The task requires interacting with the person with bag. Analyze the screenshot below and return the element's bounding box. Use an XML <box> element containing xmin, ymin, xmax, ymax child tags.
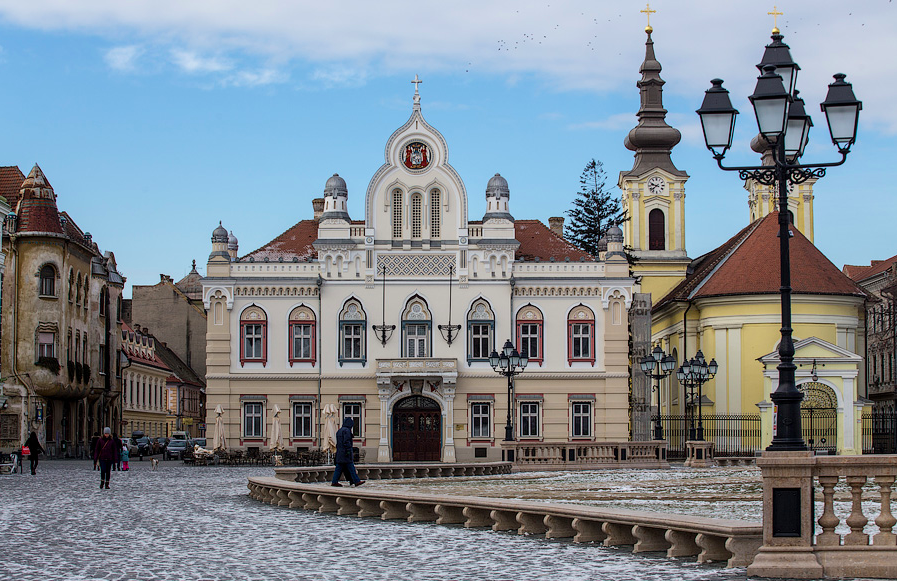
<box><xmin>93</xmin><ymin>427</ymin><xmax>119</xmax><ymax>489</ymax></box>
<box><xmin>23</xmin><ymin>432</ymin><xmax>44</xmax><ymax>475</ymax></box>
<box><xmin>330</xmin><ymin>417</ymin><xmax>364</xmax><ymax>487</ymax></box>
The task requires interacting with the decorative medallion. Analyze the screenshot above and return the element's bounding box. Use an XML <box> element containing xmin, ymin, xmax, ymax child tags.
<box><xmin>402</xmin><ymin>141</ymin><xmax>431</xmax><ymax>170</ymax></box>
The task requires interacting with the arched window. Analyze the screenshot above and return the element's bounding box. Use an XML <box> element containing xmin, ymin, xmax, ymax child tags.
<box><xmin>240</xmin><ymin>305</ymin><xmax>267</xmax><ymax>366</ymax></box>
<box><xmin>402</xmin><ymin>297</ymin><xmax>431</xmax><ymax>358</ymax></box>
<box><xmin>411</xmin><ymin>194</ymin><xmax>422</xmax><ymax>239</ymax></box>
<box><xmin>76</xmin><ymin>273</ymin><xmax>82</xmax><ymax>305</ymax></box>
<box><xmin>392</xmin><ymin>189</ymin><xmax>403</xmax><ymax>239</ymax></box>
<box><xmin>516</xmin><ymin>304</ymin><xmax>543</xmax><ymax>366</ymax></box>
<box><xmin>467</xmin><ymin>299</ymin><xmax>494</xmax><ymax>364</ymax></box>
<box><xmin>648</xmin><ymin>209</ymin><xmax>665</xmax><ymax>250</ymax></box>
<box><xmin>288</xmin><ymin>305</ymin><xmax>316</xmax><ymax>366</ymax></box>
<box><xmin>567</xmin><ymin>305</ymin><xmax>595</xmax><ymax>365</ymax></box>
<box><xmin>339</xmin><ymin>299</ymin><xmax>367</xmax><ymax>365</ymax></box>
<box><xmin>68</xmin><ymin>269</ymin><xmax>74</xmax><ymax>302</ymax></box>
<box><xmin>99</xmin><ymin>286</ymin><xmax>107</xmax><ymax>317</ymax></box>
<box><xmin>430</xmin><ymin>189</ymin><xmax>441</xmax><ymax>238</ymax></box>
<box><xmin>39</xmin><ymin>264</ymin><xmax>56</xmax><ymax>297</ymax></box>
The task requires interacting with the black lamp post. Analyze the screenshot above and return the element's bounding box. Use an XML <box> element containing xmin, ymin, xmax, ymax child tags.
<box><xmin>639</xmin><ymin>345</ymin><xmax>676</xmax><ymax>440</ymax></box>
<box><xmin>676</xmin><ymin>350</ymin><xmax>718</xmax><ymax>441</ymax></box>
<box><xmin>696</xmin><ymin>30</ymin><xmax>861</xmax><ymax>451</ymax></box>
<box><xmin>489</xmin><ymin>339</ymin><xmax>529</xmax><ymax>442</ymax></box>
<box><xmin>372</xmin><ymin>264</ymin><xmax>396</xmax><ymax>346</ymax></box>
<box><xmin>437</xmin><ymin>265</ymin><xmax>462</xmax><ymax>345</ymax></box>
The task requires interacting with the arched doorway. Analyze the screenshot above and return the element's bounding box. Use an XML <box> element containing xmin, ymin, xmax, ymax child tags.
<box><xmin>799</xmin><ymin>382</ymin><xmax>838</xmax><ymax>454</ymax></box>
<box><xmin>392</xmin><ymin>395</ymin><xmax>441</xmax><ymax>462</ymax></box>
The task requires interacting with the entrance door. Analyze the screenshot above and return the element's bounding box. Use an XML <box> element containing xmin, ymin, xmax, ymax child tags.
<box><xmin>800</xmin><ymin>382</ymin><xmax>838</xmax><ymax>454</ymax></box>
<box><xmin>392</xmin><ymin>396</ymin><xmax>441</xmax><ymax>461</ymax></box>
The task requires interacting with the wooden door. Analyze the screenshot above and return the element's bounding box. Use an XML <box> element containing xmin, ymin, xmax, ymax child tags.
<box><xmin>392</xmin><ymin>396</ymin><xmax>442</xmax><ymax>461</ymax></box>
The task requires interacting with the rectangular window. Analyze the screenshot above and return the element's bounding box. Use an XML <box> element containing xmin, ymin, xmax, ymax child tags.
<box><xmin>518</xmin><ymin>323</ymin><xmax>541</xmax><ymax>362</ymax></box>
<box><xmin>469</xmin><ymin>323</ymin><xmax>492</xmax><ymax>360</ymax></box>
<box><xmin>430</xmin><ymin>191</ymin><xmax>441</xmax><ymax>238</ymax></box>
<box><xmin>471</xmin><ymin>403</ymin><xmax>490</xmax><ymax>438</ymax></box>
<box><xmin>343</xmin><ymin>402</ymin><xmax>362</xmax><ymax>437</ymax></box>
<box><xmin>99</xmin><ymin>344</ymin><xmax>107</xmax><ymax>375</ymax></box>
<box><xmin>572</xmin><ymin>402</ymin><xmax>592</xmax><ymax>438</ymax></box>
<box><xmin>38</xmin><ymin>332</ymin><xmax>56</xmax><ymax>359</ymax></box>
<box><xmin>242</xmin><ymin>323</ymin><xmax>265</xmax><ymax>363</ymax></box>
<box><xmin>244</xmin><ymin>402</ymin><xmax>264</xmax><ymax>438</ymax></box>
<box><xmin>342</xmin><ymin>324</ymin><xmax>364</xmax><ymax>360</ymax></box>
<box><xmin>519</xmin><ymin>402</ymin><xmax>540</xmax><ymax>438</ymax></box>
<box><xmin>293</xmin><ymin>403</ymin><xmax>313</xmax><ymax>438</ymax></box>
<box><xmin>290</xmin><ymin>323</ymin><xmax>314</xmax><ymax>363</ymax></box>
<box><xmin>405</xmin><ymin>324</ymin><xmax>428</xmax><ymax>358</ymax></box>
<box><xmin>571</xmin><ymin>323</ymin><xmax>592</xmax><ymax>360</ymax></box>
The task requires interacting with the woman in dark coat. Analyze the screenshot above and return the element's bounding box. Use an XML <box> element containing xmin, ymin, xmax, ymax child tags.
<box><xmin>23</xmin><ymin>432</ymin><xmax>44</xmax><ymax>475</ymax></box>
<box><xmin>93</xmin><ymin>427</ymin><xmax>119</xmax><ymax>489</ymax></box>
<box><xmin>330</xmin><ymin>418</ymin><xmax>364</xmax><ymax>487</ymax></box>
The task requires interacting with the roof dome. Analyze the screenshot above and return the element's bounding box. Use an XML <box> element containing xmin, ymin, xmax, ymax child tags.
<box><xmin>323</xmin><ymin>173</ymin><xmax>348</xmax><ymax>198</ymax></box>
<box><xmin>606</xmin><ymin>224</ymin><xmax>623</xmax><ymax>243</ymax></box>
<box><xmin>228</xmin><ymin>230</ymin><xmax>238</xmax><ymax>250</ymax></box>
<box><xmin>597</xmin><ymin>236</ymin><xmax>608</xmax><ymax>252</ymax></box>
<box><xmin>212</xmin><ymin>221</ymin><xmax>228</xmax><ymax>243</ymax></box>
<box><xmin>485</xmin><ymin>173</ymin><xmax>509</xmax><ymax>198</ymax></box>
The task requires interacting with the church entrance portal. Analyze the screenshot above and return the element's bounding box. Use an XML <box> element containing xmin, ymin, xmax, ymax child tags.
<box><xmin>392</xmin><ymin>396</ymin><xmax>441</xmax><ymax>462</ymax></box>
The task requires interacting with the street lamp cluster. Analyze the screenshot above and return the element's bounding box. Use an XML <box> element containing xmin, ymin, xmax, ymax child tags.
<box><xmin>696</xmin><ymin>29</ymin><xmax>861</xmax><ymax>451</ymax></box>
<box><xmin>489</xmin><ymin>340</ymin><xmax>528</xmax><ymax>443</ymax></box>
<box><xmin>639</xmin><ymin>346</ymin><xmax>676</xmax><ymax>441</ymax></box>
<box><xmin>677</xmin><ymin>351</ymin><xmax>718</xmax><ymax>441</ymax></box>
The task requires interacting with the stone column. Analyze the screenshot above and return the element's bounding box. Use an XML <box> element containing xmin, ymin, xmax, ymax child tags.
<box><xmin>442</xmin><ymin>383</ymin><xmax>456</xmax><ymax>462</ymax></box>
<box><xmin>377</xmin><ymin>382</ymin><xmax>391</xmax><ymax>462</ymax></box>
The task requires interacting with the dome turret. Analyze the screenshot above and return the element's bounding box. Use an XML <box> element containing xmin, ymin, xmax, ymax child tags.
<box><xmin>483</xmin><ymin>173</ymin><xmax>513</xmax><ymax>221</ymax></box>
<box><xmin>227</xmin><ymin>230</ymin><xmax>239</xmax><ymax>259</ymax></box>
<box><xmin>212</xmin><ymin>221</ymin><xmax>228</xmax><ymax>243</ymax></box>
<box><xmin>209</xmin><ymin>221</ymin><xmax>231</xmax><ymax>262</ymax></box>
<box><xmin>320</xmin><ymin>173</ymin><xmax>350</xmax><ymax>221</ymax></box>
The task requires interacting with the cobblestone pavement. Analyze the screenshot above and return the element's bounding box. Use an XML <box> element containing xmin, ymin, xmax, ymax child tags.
<box><xmin>0</xmin><ymin>460</ymin><xmax>779</xmax><ymax>580</ymax></box>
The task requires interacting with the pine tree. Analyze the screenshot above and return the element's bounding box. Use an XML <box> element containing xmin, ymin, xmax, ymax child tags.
<box><xmin>565</xmin><ymin>159</ymin><xmax>625</xmax><ymax>256</ymax></box>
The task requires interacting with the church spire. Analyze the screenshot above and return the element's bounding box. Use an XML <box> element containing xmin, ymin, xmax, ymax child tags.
<box><xmin>622</xmin><ymin>29</ymin><xmax>686</xmax><ymax>178</ymax></box>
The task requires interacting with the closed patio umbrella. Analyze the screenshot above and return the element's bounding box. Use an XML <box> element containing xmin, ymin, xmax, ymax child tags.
<box><xmin>269</xmin><ymin>404</ymin><xmax>284</xmax><ymax>451</ymax></box>
<box><xmin>213</xmin><ymin>405</ymin><xmax>226</xmax><ymax>451</ymax></box>
<box><xmin>322</xmin><ymin>403</ymin><xmax>339</xmax><ymax>455</ymax></box>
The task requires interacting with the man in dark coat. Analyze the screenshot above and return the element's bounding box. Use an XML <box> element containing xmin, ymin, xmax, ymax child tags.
<box><xmin>23</xmin><ymin>432</ymin><xmax>44</xmax><ymax>475</ymax></box>
<box><xmin>330</xmin><ymin>417</ymin><xmax>364</xmax><ymax>487</ymax></box>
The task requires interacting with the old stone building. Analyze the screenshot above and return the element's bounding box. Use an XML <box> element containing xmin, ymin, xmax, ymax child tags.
<box><xmin>0</xmin><ymin>164</ymin><xmax>124</xmax><ymax>457</ymax></box>
<box><xmin>202</xmin><ymin>83</ymin><xmax>635</xmax><ymax>462</ymax></box>
<box><xmin>120</xmin><ymin>322</ymin><xmax>171</xmax><ymax>439</ymax></box>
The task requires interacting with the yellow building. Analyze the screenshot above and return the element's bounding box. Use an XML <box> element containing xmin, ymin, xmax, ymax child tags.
<box><xmin>621</xmin><ymin>29</ymin><xmax>867</xmax><ymax>455</ymax></box>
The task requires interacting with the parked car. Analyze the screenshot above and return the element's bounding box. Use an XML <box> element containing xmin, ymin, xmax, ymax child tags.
<box><xmin>122</xmin><ymin>437</ymin><xmax>139</xmax><ymax>456</ymax></box>
<box><xmin>135</xmin><ymin>437</ymin><xmax>152</xmax><ymax>457</ymax></box>
<box><xmin>166</xmin><ymin>438</ymin><xmax>192</xmax><ymax>460</ymax></box>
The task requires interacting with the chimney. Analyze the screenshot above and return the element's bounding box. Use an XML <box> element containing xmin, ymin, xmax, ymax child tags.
<box><xmin>312</xmin><ymin>198</ymin><xmax>325</xmax><ymax>221</ymax></box>
<box><xmin>548</xmin><ymin>216</ymin><xmax>564</xmax><ymax>239</ymax></box>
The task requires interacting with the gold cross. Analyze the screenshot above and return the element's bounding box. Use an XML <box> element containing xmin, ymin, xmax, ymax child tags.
<box><xmin>768</xmin><ymin>5</ymin><xmax>783</xmax><ymax>34</ymax></box>
<box><xmin>641</xmin><ymin>3</ymin><xmax>657</xmax><ymax>32</ymax></box>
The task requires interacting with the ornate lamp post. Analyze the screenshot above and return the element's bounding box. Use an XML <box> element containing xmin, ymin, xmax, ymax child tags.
<box><xmin>696</xmin><ymin>29</ymin><xmax>861</xmax><ymax>451</ymax></box>
<box><xmin>489</xmin><ymin>339</ymin><xmax>528</xmax><ymax>443</ymax></box>
<box><xmin>372</xmin><ymin>264</ymin><xmax>396</xmax><ymax>346</ymax></box>
<box><xmin>639</xmin><ymin>345</ymin><xmax>676</xmax><ymax>440</ymax></box>
<box><xmin>437</xmin><ymin>265</ymin><xmax>462</xmax><ymax>345</ymax></box>
<box><xmin>677</xmin><ymin>350</ymin><xmax>718</xmax><ymax>441</ymax></box>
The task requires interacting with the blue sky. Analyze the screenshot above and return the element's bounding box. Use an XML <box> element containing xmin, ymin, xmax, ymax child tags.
<box><xmin>0</xmin><ymin>1</ymin><xmax>893</xmax><ymax>295</ymax></box>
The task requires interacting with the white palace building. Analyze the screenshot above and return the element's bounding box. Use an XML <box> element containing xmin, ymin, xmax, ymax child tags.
<box><xmin>202</xmin><ymin>83</ymin><xmax>635</xmax><ymax>463</ymax></box>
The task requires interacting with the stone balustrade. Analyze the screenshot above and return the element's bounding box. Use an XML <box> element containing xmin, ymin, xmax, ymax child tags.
<box><xmin>248</xmin><ymin>476</ymin><xmax>762</xmax><ymax>569</ymax></box>
<box><xmin>505</xmin><ymin>441</ymin><xmax>668</xmax><ymax>469</ymax></box>
<box><xmin>748</xmin><ymin>452</ymin><xmax>897</xmax><ymax>579</ymax></box>
<box><xmin>274</xmin><ymin>462</ymin><xmax>512</xmax><ymax>483</ymax></box>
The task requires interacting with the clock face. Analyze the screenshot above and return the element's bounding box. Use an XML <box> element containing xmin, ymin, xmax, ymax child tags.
<box><xmin>647</xmin><ymin>177</ymin><xmax>665</xmax><ymax>195</ymax></box>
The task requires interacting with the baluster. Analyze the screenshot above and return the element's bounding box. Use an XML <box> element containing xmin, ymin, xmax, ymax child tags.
<box><xmin>873</xmin><ymin>475</ymin><xmax>897</xmax><ymax>546</ymax></box>
<box><xmin>844</xmin><ymin>476</ymin><xmax>869</xmax><ymax>545</ymax></box>
<box><xmin>816</xmin><ymin>475</ymin><xmax>841</xmax><ymax>546</ymax></box>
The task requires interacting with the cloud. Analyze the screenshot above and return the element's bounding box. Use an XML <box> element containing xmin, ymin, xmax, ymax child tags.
<box><xmin>170</xmin><ymin>49</ymin><xmax>231</xmax><ymax>74</ymax></box>
<box><xmin>223</xmin><ymin>68</ymin><xmax>287</xmax><ymax>87</ymax></box>
<box><xmin>104</xmin><ymin>45</ymin><xmax>144</xmax><ymax>71</ymax></box>
<box><xmin>311</xmin><ymin>65</ymin><xmax>368</xmax><ymax>88</ymax></box>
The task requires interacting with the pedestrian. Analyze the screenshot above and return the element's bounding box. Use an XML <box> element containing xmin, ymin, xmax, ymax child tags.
<box><xmin>23</xmin><ymin>432</ymin><xmax>44</xmax><ymax>475</ymax></box>
<box><xmin>89</xmin><ymin>432</ymin><xmax>99</xmax><ymax>470</ymax></box>
<box><xmin>121</xmin><ymin>442</ymin><xmax>130</xmax><ymax>471</ymax></box>
<box><xmin>330</xmin><ymin>417</ymin><xmax>364</xmax><ymax>487</ymax></box>
<box><xmin>94</xmin><ymin>427</ymin><xmax>118</xmax><ymax>489</ymax></box>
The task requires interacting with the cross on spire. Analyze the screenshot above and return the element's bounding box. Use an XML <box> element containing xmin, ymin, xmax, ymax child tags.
<box><xmin>641</xmin><ymin>3</ymin><xmax>656</xmax><ymax>33</ymax></box>
<box><xmin>411</xmin><ymin>74</ymin><xmax>422</xmax><ymax>93</ymax></box>
<box><xmin>768</xmin><ymin>5</ymin><xmax>783</xmax><ymax>34</ymax></box>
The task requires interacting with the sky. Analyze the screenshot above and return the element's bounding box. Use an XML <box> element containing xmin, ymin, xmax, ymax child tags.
<box><xmin>0</xmin><ymin>1</ymin><xmax>893</xmax><ymax>295</ymax></box>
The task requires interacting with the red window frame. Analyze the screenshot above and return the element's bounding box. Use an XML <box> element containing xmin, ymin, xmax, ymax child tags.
<box><xmin>516</xmin><ymin>320</ymin><xmax>543</xmax><ymax>366</ymax></box>
<box><xmin>567</xmin><ymin>320</ymin><xmax>595</xmax><ymax>366</ymax></box>
<box><xmin>288</xmin><ymin>322</ymin><xmax>316</xmax><ymax>366</ymax></box>
<box><xmin>240</xmin><ymin>321</ymin><xmax>267</xmax><ymax>367</ymax></box>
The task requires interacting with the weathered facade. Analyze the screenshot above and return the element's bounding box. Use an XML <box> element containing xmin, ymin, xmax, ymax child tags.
<box><xmin>203</xmin><ymin>85</ymin><xmax>635</xmax><ymax>462</ymax></box>
<box><xmin>0</xmin><ymin>165</ymin><xmax>124</xmax><ymax>457</ymax></box>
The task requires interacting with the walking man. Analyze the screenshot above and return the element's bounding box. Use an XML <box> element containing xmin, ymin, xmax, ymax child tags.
<box><xmin>330</xmin><ymin>418</ymin><xmax>364</xmax><ymax>487</ymax></box>
<box><xmin>94</xmin><ymin>428</ymin><xmax>118</xmax><ymax>489</ymax></box>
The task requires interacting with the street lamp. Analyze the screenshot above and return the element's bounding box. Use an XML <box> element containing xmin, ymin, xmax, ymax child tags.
<box><xmin>639</xmin><ymin>345</ymin><xmax>676</xmax><ymax>440</ymax></box>
<box><xmin>676</xmin><ymin>350</ymin><xmax>718</xmax><ymax>441</ymax></box>
<box><xmin>489</xmin><ymin>339</ymin><xmax>528</xmax><ymax>444</ymax></box>
<box><xmin>696</xmin><ymin>29</ymin><xmax>861</xmax><ymax>451</ymax></box>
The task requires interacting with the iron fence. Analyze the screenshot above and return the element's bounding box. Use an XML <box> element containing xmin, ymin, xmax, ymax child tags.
<box><xmin>654</xmin><ymin>413</ymin><xmax>762</xmax><ymax>461</ymax></box>
<box><xmin>862</xmin><ymin>410</ymin><xmax>897</xmax><ymax>454</ymax></box>
<box><xmin>802</xmin><ymin>408</ymin><xmax>837</xmax><ymax>454</ymax></box>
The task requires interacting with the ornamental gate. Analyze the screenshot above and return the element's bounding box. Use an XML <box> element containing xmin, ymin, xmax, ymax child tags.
<box><xmin>800</xmin><ymin>382</ymin><xmax>838</xmax><ymax>454</ymax></box>
<box><xmin>392</xmin><ymin>396</ymin><xmax>441</xmax><ymax>462</ymax></box>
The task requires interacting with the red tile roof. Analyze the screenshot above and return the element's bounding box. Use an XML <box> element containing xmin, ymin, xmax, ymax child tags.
<box><xmin>0</xmin><ymin>166</ymin><xmax>25</xmax><ymax>208</ymax></box>
<box><xmin>514</xmin><ymin>220</ymin><xmax>593</xmax><ymax>262</ymax></box>
<box><xmin>657</xmin><ymin>212</ymin><xmax>866</xmax><ymax>308</ymax></box>
<box><xmin>16</xmin><ymin>164</ymin><xmax>63</xmax><ymax>234</ymax></box>
<box><xmin>121</xmin><ymin>322</ymin><xmax>171</xmax><ymax>372</ymax></box>
<box><xmin>242</xmin><ymin>219</ymin><xmax>318</xmax><ymax>262</ymax></box>
<box><xmin>843</xmin><ymin>254</ymin><xmax>897</xmax><ymax>283</ymax></box>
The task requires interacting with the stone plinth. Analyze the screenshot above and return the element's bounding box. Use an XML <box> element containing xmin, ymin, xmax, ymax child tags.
<box><xmin>684</xmin><ymin>440</ymin><xmax>714</xmax><ymax>468</ymax></box>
